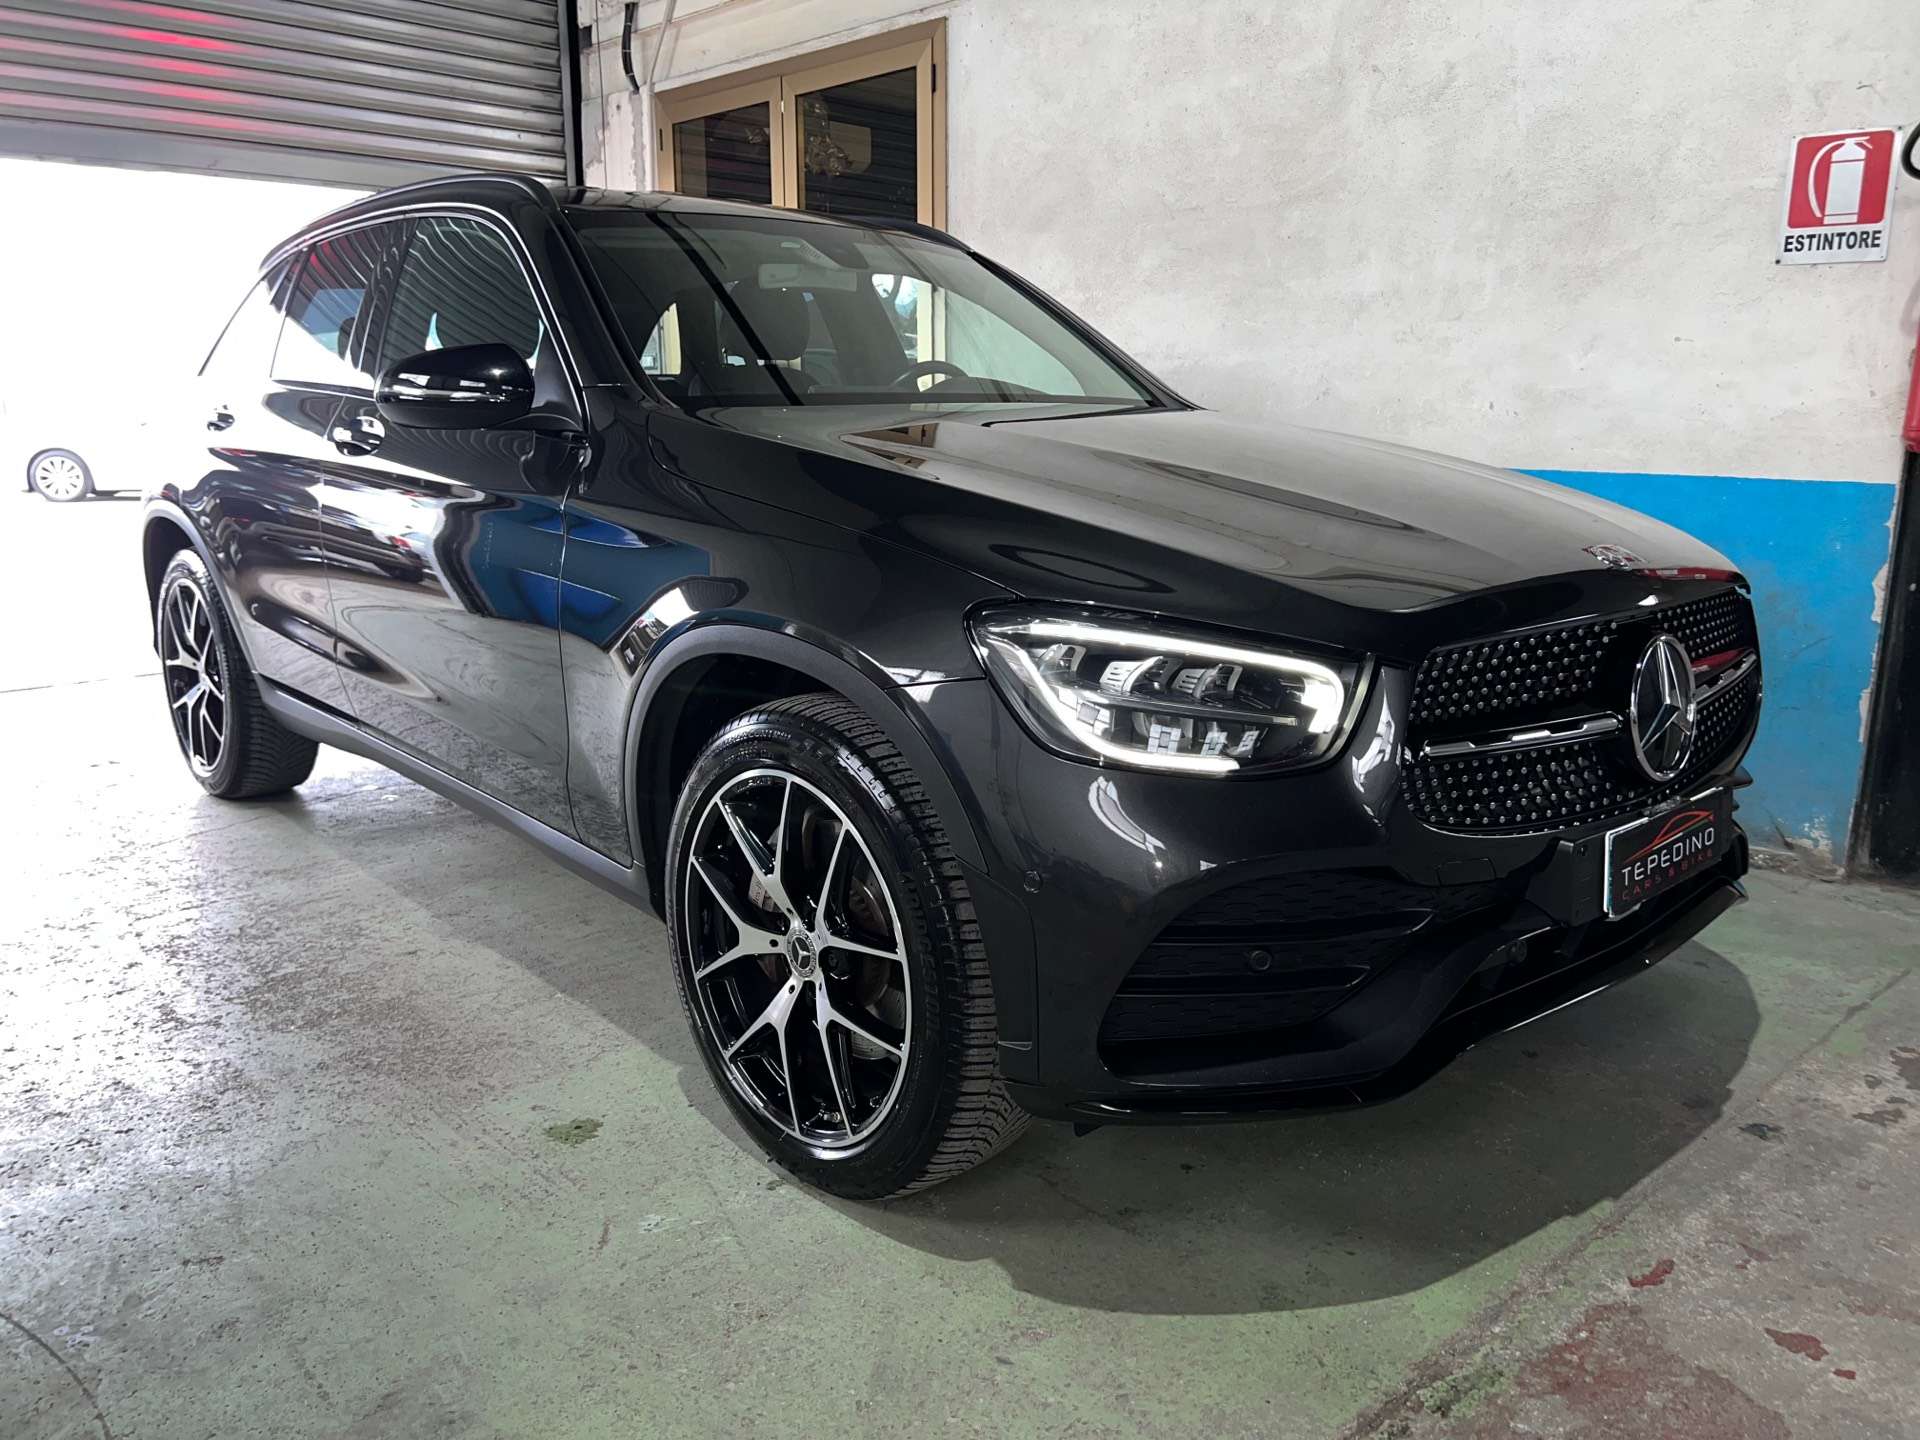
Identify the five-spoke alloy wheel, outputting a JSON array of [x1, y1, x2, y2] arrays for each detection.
[[668, 694, 1028, 1198]]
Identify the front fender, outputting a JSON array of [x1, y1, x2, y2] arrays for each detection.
[[623, 619, 990, 897], [623, 619, 1038, 1054]]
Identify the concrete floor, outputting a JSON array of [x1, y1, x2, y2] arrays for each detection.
[[3, 488, 1919, 1439]]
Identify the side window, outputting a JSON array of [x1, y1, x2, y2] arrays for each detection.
[[870, 270, 1079, 395], [273, 227, 390, 389], [378, 217, 546, 372], [871, 273, 920, 357], [639, 302, 679, 375], [200, 261, 290, 387]]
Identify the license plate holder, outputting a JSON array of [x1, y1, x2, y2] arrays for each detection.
[[1603, 790, 1733, 919]]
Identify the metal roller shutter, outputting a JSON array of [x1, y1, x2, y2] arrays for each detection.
[[0, 0, 573, 190]]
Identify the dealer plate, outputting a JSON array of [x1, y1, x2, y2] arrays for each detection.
[[1603, 790, 1733, 919]]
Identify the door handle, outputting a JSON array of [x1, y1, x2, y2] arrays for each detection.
[[207, 406, 234, 432], [330, 411, 386, 457]]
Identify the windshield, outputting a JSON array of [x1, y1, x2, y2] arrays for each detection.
[[568, 207, 1156, 410]]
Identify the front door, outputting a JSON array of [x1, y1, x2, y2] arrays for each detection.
[[318, 214, 580, 834]]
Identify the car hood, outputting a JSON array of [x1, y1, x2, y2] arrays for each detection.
[[686, 404, 1738, 650]]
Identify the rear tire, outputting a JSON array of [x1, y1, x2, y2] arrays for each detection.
[[28, 449, 92, 502], [157, 549, 318, 799], [666, 693, 1027, 1199]]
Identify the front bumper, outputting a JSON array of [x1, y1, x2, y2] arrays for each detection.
[[1018, 849, 1745, 1123], [905, 664, 1755, 1124]]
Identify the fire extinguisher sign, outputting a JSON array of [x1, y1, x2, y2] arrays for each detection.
[[1777, 127, 1901, 265]]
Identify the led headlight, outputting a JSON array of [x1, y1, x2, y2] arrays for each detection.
[[968, 608, 1365, 776]]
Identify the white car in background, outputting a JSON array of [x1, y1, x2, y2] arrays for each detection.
[[5, 395, 153, 502]]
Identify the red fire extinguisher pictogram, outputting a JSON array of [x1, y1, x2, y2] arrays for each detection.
[[1811, 135, 1874, 224]]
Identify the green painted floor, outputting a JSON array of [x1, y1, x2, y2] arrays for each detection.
[[4, 494, 1918, 1438]]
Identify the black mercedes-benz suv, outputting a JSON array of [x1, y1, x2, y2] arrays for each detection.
[[143, 174, 1760, 1198]]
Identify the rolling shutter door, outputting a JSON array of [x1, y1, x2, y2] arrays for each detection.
[[0, 0, 572, 190]]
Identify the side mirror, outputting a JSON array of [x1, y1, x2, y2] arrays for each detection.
[[375, 343, 534, 430]]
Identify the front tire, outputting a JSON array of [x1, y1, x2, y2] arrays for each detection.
[[667, 694, 1027, 1199], [28, 449, 92, 502], [157, 549, 318, 798]]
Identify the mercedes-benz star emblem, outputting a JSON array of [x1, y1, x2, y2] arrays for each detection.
[[1584, 543, 1645, 570], [1630, 633, 1697, 781]]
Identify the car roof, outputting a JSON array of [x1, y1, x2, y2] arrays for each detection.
[[262, 171, 965, 271]]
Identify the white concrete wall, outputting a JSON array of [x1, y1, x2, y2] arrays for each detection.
[[581, 0, 1920, 486]]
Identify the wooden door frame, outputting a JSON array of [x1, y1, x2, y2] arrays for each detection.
[[655, 74, 787, 205], [652, 19, 945, 228]]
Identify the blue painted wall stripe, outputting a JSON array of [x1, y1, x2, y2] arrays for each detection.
[[1520, 470, 1895, 856]]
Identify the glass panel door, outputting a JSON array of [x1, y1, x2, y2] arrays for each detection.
[[793, 67, 917, 221], [655, 24, 944, 227], [658, 78, 787, 206], [672, 100, 774, 204]]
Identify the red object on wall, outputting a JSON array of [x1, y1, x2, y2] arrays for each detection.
[[1786, 130, 1897, 229], [1905, 337, 1920, 453]]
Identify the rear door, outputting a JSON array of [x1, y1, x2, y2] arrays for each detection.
[[319, 213, 581, 834], [186, 247, 364, 712], [246, 223, 402, 708]]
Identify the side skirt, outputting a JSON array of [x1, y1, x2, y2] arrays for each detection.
[[257, 678, 650, 910]]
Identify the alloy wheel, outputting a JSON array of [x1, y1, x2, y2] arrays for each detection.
[[161, 577, 227, 776], [31, 453, 87, 501], [684, 768, 913, 1149]]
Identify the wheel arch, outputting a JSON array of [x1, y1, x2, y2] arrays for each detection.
[[142, 509, 196, 613], [139, 500, 255, 668], [625, 622, 986, 913], [142, 506, 204, 641]]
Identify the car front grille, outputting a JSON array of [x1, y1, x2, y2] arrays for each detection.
[[1404, 589, 1760, 833], [1408, 589, 1752, 732], [1098, 869, 1515, 1063]]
